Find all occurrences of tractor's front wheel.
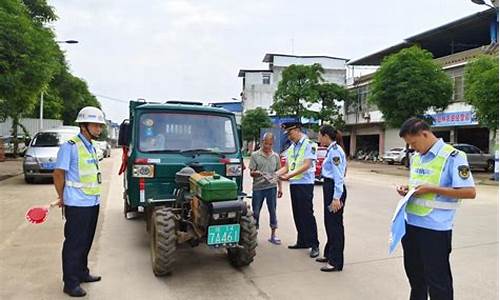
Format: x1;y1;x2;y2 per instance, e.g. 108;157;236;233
150;207;177;276
227;210;257;267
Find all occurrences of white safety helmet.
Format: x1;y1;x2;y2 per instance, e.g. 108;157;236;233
75;106;106;124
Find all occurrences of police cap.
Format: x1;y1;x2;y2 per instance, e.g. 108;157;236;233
281;122;302;133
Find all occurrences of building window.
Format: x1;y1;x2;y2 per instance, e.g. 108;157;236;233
452;76;464;102
262;74;271;85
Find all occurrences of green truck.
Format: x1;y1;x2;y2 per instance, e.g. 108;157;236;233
118;100;257;276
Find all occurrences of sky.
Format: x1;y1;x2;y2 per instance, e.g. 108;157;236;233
48;0;489;123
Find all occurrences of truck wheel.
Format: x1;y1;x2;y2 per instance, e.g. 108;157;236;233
486;160;494;173
24;175;35;184
227;210;257;267
150;207;176;276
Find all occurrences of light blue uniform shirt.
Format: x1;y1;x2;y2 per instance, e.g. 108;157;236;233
406;139;475;231
287;135;317;185
321;142;346;199
55;133;100;207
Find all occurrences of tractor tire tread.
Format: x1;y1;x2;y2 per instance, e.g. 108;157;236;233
227;210;257;267
151;207;176;276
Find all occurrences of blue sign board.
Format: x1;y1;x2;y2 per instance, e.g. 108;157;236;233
428;111;478;127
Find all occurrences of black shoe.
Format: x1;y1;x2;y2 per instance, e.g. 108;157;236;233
310;247;320;258
81;274;101;283
320;264;342;272
315;257;328;263
288;244;309;249
63;286;87;297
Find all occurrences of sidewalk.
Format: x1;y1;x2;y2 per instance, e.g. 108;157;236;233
349;160;498;186
0;158;23;181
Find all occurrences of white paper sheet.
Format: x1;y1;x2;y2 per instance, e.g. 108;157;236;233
391;188;416;221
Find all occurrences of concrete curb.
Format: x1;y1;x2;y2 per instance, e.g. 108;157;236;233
0;172;22;182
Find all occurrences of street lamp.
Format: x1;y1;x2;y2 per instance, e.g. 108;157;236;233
39;40;79;130
471;0;499;43
56;40;79;44
471;0;496;8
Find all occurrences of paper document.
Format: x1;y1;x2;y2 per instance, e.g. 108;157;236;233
261;172;278;184
389;188;415;254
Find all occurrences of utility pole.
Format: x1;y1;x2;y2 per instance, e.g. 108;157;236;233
39;91;44;130
39;40;79;130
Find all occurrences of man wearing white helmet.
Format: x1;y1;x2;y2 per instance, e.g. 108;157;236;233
53;106;106;297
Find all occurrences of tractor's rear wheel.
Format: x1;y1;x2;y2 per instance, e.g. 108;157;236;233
227;210;257;267
150;207;177;276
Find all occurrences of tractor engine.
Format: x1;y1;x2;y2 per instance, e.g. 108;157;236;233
175;167;247;244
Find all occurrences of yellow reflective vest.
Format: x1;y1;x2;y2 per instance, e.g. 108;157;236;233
65;136;101;196
406;144;460;216
287;138;316;180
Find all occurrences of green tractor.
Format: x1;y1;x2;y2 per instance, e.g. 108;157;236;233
118;100;257;276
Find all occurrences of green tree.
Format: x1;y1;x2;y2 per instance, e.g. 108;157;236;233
316;83;350;130
22;0;58;24
272;64;349;130
241;108;272;143
20;0;101;125
0;0;61;155
58;72;101;125
272;63;324;119
464;54;499;131
368;46;453;128
368;46;453;166
28;68;101;124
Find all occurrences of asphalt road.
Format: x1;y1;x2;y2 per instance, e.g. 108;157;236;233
0;150;498;299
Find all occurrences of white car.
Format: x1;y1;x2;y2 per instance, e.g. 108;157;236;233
96;146;104;161
23;127;79;183
3;136;28;156
383;147;413;165
94;140;111;158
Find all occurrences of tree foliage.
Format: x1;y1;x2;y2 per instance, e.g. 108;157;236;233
0;0;101;156
22;0;58;24
0;0;61;155
316;82;350;130
272;63;324;118
241;108;272;142
464;54;499;131
368;46;453;128
272;63;349;129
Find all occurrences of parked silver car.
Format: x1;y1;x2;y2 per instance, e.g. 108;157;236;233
452;143;494;172
2;135;29;156
23;127;79;183
94;140;111;158
383;147;411;165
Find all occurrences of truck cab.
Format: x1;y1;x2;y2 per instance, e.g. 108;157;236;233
120;101;244;210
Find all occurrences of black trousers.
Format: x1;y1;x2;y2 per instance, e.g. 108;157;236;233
290;184;319;248
322;178;347;269
62;205;99;289
402;223;453;300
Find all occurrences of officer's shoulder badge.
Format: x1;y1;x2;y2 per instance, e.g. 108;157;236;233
450;150;459;157
458;165;470;179
310;142;317;153
333;156;341;166
68;140;76;145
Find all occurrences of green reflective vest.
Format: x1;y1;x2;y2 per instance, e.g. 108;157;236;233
66;136;101;196
287;138;316;180
406;143;457;216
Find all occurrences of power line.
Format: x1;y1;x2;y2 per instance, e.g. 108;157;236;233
93;93;130;103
